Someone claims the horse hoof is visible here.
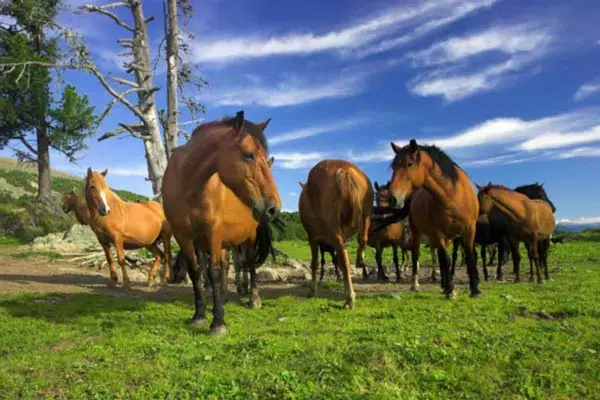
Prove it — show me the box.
[210,325,227,337]
[190,318,208,329]
[445,290,457,300]
[410,285,420,292]
[343,301,355,310]
[248,299,262,309]
[470,290,482,298]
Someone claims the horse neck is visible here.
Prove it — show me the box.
[488,189,528,223]
[421,155,459,205]
[183,131,226,197]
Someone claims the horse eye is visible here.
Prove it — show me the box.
[406,161,414,168]
[243,152,255,161]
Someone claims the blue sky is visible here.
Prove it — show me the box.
[2,0,600,224]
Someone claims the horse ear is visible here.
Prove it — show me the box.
[298,181,305,188]
[267,156,274,167]
[101,169,108,177]
[374,181,380,190]
[234,110,245,133]
[390,142,401,153]
[476,184,483,191]
[409,139,418,153]
[86,167,92,178]
[257,118,271,131]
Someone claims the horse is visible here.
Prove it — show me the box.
[84,168,172,287]
[299,159,373,309]
[387,139,481,298]
[62,190,91,225]
[514,183,556,282]
[477,183,555,284]
[162,111,281,336]
[366,181,411,282]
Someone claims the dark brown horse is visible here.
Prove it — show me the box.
[299,159,373,309]
[367,181,411,282]
[387,139,481,298]
[162,111,281,336]
[477,183,555,284]
[62,190,91,225]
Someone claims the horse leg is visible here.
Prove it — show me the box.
[114,239,131,289]
[161,230,172,283]
[463,231,481,298]
[207,235,227,336]
[336,235,355,309]
[178,237,207,328]
[430,247,439,283]
[375,246,388,282]
[101,243,119,287]
[319,246,326,283]
[542,239,550,280]
[481,245,489,281]
[436,244,455,299]
[357,215,370,283]
[496,239,505,281]
[392,245,401,282]
[509,238,521,283]
[410,237,421,292]
[333,251,342,281]
[245,240,261,309]
[220,250,230,305]
[531,237,543,285]
[145,243,165,287]
[450,240,459,280]
[233,247,247,297]
[308,239,319,297]
[524,242,534,282]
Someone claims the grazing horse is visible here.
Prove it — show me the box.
[62,190,91,225]
[366,181,411,282]
[162,111,281,336]
[299,159,373,309]
[477,183,555,284]
[514,183,556,281]
[387,139,481,298]
[84,168,172,287]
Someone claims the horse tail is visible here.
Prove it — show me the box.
[252,220,273,267]
[335,168,364,231]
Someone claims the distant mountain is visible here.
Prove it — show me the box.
[556,223,600,233]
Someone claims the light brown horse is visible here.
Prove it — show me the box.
[477,183,555,284]
[367,181,411,282]
[162,111,281,336]
[62,190,91,225]
[84,168,172,287]
[387,139,481,298]
[299,159,373,309]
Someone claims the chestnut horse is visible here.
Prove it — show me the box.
[387,139,481,298]
[162,111,281,336]
[62,190,91,225]
[299,159,373,309]
[84,169,172,287]
[367,181,411,282]
[477,183,555,284]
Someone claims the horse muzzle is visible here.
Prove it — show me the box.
[98,206,110,216]
[389,194,405,210]
[252,198,280,222]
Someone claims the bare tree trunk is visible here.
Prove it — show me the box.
[129,0,167,196]
[164,0,179,158]
[36,126,52,201]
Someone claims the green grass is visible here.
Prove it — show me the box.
[0,241,599,399]
[0,236,22,248]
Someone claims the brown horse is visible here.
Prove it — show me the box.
[62,190,91,225]
[299,159,373,309]
[387,139,481,298]
[162,111,281,336]
[367,181,411,282]
[84,168,172,287]
[477,183,555,283]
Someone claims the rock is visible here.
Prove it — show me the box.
[31,224,98,253]
[257,267,280,282]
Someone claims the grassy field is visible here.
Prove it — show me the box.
[1,238,599,399]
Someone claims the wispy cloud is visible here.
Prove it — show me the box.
[205,73,366,107]
[518,125,600,151]
[557,216,600,225]
[551,146,600,159]
[462,153,530,167]
[573,79,600,101]
[406,24,552,66]
[108,166,148,177]
[270,118,367,146]
[192,0,498,64]
[270,152,327,169]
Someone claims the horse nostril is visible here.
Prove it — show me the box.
[266,206,277,219]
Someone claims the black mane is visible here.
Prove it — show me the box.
[192,116,269,151]
[391,143,460,184]
[514,183,556,213]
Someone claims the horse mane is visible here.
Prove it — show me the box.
[191,116,269,151]
[391,143,459,184]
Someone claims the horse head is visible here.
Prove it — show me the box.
[388,139,425,209]
[85,168,111,216]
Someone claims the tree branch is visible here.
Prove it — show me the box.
[109,77,139,87]
[98,122,145,141]
[77,4,134,32]
[17,134,38,155]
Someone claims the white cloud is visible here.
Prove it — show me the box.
[406,24,552,66]
[270,118,366,146]
[557,216,600,225]
[462,154,530,167]
[551,146,600,159]
[573,80,600,101]
[518,125,600,151]
[206,73,365,107]
[289,192,297,196]
[193,0,499,64]
[107,166,148,177]
[270,152,327,169]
